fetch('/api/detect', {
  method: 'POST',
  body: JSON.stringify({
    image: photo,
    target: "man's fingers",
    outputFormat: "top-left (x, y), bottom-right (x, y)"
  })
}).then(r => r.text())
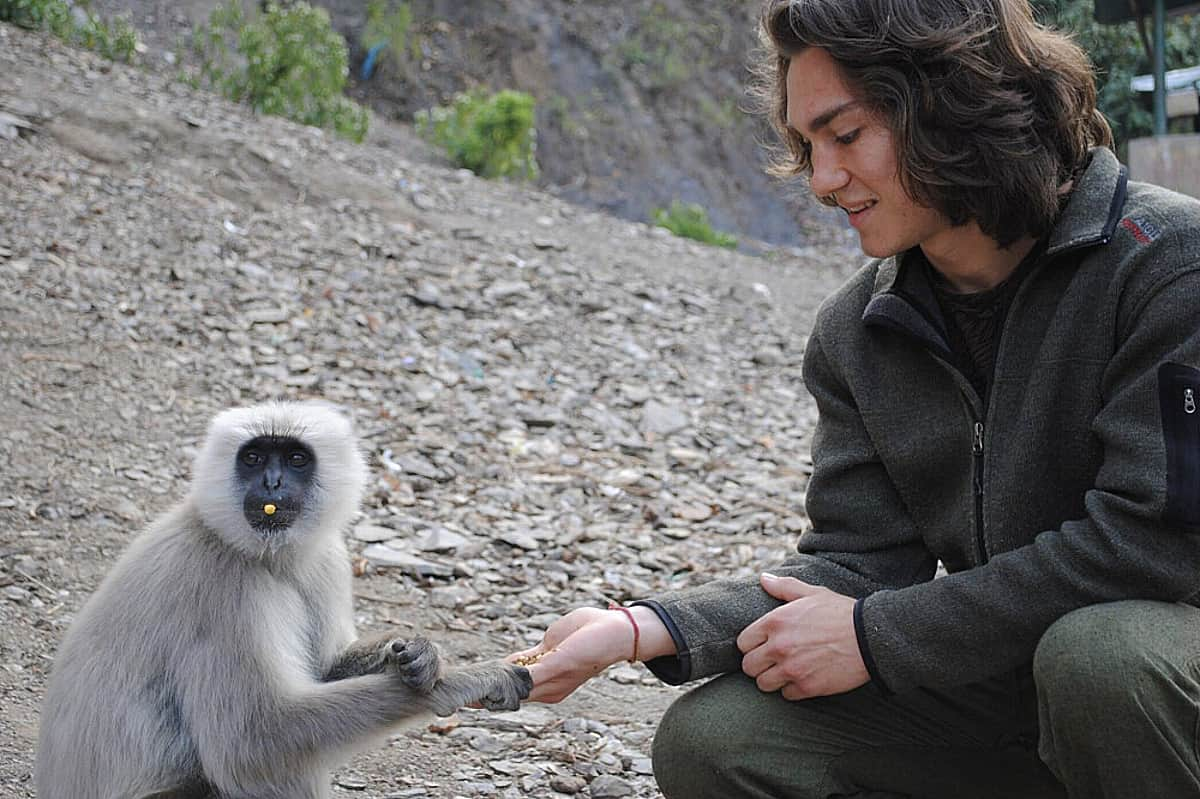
top-left (740, 645), bottom-right (770, 678)
top-left (760, 572), bottom-right (819, 601)
top-left (505, 648), bottom-right (539, 664)
top-left (736, 620), bottom-right (767, 654)
top-left (780, 682), bottom-right (810, 701)
top-left (754, 664), bottom-right (789, 694)
top-left (524, 663), bottom-right (585, 704)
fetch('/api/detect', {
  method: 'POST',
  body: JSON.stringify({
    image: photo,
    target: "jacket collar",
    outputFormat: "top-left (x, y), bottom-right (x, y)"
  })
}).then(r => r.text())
top-left (1045, 147), bottom-right (1128, 257)
top-left (868, 147), bottom-right (1128, 300)
top-left (863, 148), bottom-right (1128, 350)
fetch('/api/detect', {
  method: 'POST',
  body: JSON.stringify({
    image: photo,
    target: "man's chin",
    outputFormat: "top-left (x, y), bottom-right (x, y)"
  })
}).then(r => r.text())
top-left (856, 236), bottom-right (903, 260)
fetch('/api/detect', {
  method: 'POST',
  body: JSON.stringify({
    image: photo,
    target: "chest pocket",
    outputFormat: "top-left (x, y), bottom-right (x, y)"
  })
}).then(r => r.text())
top-left (1159, 362), bottom-right (1200, 527)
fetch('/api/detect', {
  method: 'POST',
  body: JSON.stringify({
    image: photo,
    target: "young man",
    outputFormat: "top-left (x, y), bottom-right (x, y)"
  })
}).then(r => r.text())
top-left (515, 1), bottom-right (1200, 796)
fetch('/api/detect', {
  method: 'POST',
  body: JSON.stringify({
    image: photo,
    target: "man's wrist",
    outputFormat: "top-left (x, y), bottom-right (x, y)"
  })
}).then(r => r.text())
top-left (625, 604), bottom-right (677, 661)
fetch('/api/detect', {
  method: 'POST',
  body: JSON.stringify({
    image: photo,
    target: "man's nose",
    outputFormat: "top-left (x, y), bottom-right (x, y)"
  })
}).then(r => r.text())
top-left (809, 150), bottom-right (849, 199)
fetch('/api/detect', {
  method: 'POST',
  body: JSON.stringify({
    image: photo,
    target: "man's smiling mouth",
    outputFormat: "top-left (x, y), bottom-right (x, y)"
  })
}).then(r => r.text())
top-left (842, 200), bottom-right (878, 214)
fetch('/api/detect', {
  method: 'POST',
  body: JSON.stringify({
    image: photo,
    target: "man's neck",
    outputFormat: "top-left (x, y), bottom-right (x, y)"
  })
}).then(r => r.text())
top-left (920, 223), bottom-right (1038, 294)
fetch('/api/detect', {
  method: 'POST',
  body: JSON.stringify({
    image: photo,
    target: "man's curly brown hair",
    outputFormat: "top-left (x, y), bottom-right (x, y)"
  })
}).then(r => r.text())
top-left (755, 0), bottom-right (1114, 247)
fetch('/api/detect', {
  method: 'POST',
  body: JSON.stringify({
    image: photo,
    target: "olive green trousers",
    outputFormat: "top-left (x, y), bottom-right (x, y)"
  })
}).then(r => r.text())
top-left (652, 601), bottom-right (1200, 798)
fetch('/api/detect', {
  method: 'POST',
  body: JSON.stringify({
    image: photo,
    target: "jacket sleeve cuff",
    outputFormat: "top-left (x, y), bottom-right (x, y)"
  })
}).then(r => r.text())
top-left (854, 597), bottom-right (891, 695)
top-left (630, 599), bottom-right (692, 685)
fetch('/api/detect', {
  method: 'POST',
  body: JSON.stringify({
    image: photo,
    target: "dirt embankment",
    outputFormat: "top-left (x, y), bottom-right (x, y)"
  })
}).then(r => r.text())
top-left (85, 0), bottom-right (845, 248)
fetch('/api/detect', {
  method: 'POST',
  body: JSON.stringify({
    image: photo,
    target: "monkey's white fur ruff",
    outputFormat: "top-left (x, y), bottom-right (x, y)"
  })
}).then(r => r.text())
top-left (191, 401), bottom-right (368, 558)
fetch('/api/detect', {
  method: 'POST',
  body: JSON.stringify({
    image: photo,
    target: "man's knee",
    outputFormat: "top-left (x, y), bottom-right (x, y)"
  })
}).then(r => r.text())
top-left (652, 677), bottom-right (743, 799)
top-left (1034, 600), bottom-right (1184, 705)
top-left (1033, 601), bottom-right (1200, 794)
top-left (652, 673), bottom-right (826, 799)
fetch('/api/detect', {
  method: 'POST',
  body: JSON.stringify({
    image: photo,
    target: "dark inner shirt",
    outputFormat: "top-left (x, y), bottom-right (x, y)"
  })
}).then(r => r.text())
top-left (919, 241), bottom-right (1046, 402)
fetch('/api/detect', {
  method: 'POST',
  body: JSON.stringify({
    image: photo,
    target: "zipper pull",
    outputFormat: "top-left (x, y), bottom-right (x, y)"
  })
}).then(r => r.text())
top-left (1186, 388), bottom-right (1196, 415)
top-left (972, 421), bottom-right (985, 455)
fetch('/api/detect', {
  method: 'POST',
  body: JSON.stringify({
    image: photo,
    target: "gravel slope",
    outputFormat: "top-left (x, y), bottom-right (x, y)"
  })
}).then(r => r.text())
top-left (0, 24), bottom-right (861, 799)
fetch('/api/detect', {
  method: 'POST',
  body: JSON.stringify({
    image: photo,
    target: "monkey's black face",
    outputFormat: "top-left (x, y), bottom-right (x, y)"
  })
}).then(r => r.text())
top-left (236, 436), bottom-right (316, 532)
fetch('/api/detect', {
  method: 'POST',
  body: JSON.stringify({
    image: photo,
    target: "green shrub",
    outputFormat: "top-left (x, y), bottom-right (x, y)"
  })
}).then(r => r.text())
top-left (0, 0), bottom-right (68, 32)
top-left (76, 12), bottom-right (138, 61)
top-left (652, 201), bottom-right (738, 249)
top-left (613, 3), bottom-right (719, 92)
top-left (1031, 1), bottom-right (1200, 149)
top-left (191, 1), bottom-right (369, 143)
top-left (1, 0), bottom-right (139, 62)
top-left (416, 89), bottom-right (539, 180)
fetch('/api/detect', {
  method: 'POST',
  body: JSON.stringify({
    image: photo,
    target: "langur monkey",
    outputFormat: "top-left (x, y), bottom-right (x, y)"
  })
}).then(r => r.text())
top-left (36, 402), bottom-right (531, 799)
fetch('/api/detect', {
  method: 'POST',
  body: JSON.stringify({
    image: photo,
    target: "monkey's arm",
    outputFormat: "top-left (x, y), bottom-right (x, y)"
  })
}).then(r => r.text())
top-left (323, 636), bottom-right (532, 714)
top-left (184, 640), bottom-right (446, 795)
top-left (426, 660), bottom-right (533, 715)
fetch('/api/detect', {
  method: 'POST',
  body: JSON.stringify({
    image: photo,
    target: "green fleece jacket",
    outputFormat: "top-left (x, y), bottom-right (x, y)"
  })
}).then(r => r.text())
top-left (639, 148), bottom-right (1200, 695)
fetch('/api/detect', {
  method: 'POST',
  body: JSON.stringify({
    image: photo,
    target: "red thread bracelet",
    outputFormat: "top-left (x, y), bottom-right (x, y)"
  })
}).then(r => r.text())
top-left (608, 603), bottom-right (640, 663)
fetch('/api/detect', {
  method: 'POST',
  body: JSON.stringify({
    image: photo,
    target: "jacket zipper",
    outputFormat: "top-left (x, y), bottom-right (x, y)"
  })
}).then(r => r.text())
top-left (1159, 363), bottom-right (1200, 526)
top-left (972, 420), bottom-right (987, 564)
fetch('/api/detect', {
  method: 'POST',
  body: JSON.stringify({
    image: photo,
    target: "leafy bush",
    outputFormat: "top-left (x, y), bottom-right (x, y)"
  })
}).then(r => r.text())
top-left (190, 1), bottom-right (369, 143)
top-left (416, 89), bottom-right (539, 180)
top-left (1, 0), bottom-right (139, 62)
top-left (1032, 1), bottom-right (1200, 149)
top-left (613, 3), bottom-right (720, 92)
top-left (652, 201), bottom-right (738, 249)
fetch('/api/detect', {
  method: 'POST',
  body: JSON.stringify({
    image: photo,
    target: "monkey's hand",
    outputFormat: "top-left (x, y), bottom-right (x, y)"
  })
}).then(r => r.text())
top-left (476, 663), bottom-right (533, 712)
top-left (387, 637), bottom-right (443, 695)
top-left (429, 662), bottom-right (532, 716)
top-left (324, 630), bottom-right (420, 682)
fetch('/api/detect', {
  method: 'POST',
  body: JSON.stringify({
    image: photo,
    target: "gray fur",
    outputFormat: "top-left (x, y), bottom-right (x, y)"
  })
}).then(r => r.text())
top-left (36, 402), bottom-right (530, 799)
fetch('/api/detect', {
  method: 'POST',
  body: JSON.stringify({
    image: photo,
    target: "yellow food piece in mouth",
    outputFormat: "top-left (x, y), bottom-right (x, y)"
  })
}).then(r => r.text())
top-left (263, 504), bottom-right (277, 516)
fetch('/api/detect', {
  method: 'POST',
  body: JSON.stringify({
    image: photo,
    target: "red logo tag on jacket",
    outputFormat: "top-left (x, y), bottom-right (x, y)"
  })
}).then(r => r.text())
top-left (1120, 217), bottom-right (1161, 245)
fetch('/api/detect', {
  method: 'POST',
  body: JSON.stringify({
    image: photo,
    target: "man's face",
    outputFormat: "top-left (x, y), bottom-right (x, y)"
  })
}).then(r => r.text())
top-left (786, 47), bottom-right (952, 259)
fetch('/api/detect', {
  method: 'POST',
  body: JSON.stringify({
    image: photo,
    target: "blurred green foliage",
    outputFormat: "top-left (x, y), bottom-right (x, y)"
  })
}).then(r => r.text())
top-left (613, 2), bottom-right (720, 92)
top-left (362, 0), bottom-right (416, 76)
top-left (1032, 1), bottom-right (1200, 148)
top-left (416, 89), bottom-right (539, 180)
top-left (1, 0), bottom-right (138, 62)
top-left (190, 1), bottom-right (369, 143)
top-left (652, 201), bottom-right (738, 249)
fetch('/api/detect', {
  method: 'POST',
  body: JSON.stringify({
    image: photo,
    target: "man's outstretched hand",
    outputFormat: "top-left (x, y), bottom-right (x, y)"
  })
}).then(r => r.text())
top-left (509, 605), bottom-right (677, 703)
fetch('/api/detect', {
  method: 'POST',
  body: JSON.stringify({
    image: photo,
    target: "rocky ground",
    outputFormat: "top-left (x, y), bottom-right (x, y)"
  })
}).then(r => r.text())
top-left (0, 23), bottom-right (860, 799)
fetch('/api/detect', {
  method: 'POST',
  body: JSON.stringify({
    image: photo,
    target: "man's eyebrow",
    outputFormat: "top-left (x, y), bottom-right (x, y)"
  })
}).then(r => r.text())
top-left (796, 101), bottom-right (861, 135)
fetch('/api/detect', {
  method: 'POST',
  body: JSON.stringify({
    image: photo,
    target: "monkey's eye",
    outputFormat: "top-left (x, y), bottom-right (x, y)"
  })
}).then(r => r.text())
top-left (288, 451), bottom-right (310, 468)
top-left (241, 450), bottom-right (264, 467)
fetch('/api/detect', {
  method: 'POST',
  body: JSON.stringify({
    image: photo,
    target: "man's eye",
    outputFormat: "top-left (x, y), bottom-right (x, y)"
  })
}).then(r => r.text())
top-left (241, 451), bottom-right (262, 466)
top-left (835, 129), bottom-right (860, 146)
top-left (288, 451), bottom-right (310, 468)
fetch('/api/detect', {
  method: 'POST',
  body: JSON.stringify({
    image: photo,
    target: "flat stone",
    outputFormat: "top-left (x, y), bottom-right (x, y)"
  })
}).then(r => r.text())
top-left (394, 454), bottom-right (445, 481)
top-left (549, 776), bottom-right (587, 794)
top-left (244, 307), bottom-right (291, 324)
top-left (416, 527), bottom-right (470, 552)
top-left (641, 400), bottom-right (689, 436)
top-left (352, 522), bottom-right (397, 543)
top-left (484, 280), bottom-right (529, 301)
top-left (588, 775), bottom-right (634, 798)
top-left (361, 545), bottom-right (453, 577)
top-left (495, 530), bottom-right (539, 550)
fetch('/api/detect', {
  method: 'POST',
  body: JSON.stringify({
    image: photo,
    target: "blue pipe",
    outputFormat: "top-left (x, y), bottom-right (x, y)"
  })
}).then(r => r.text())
top-left (361, 42), bottom-right (387, 81)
